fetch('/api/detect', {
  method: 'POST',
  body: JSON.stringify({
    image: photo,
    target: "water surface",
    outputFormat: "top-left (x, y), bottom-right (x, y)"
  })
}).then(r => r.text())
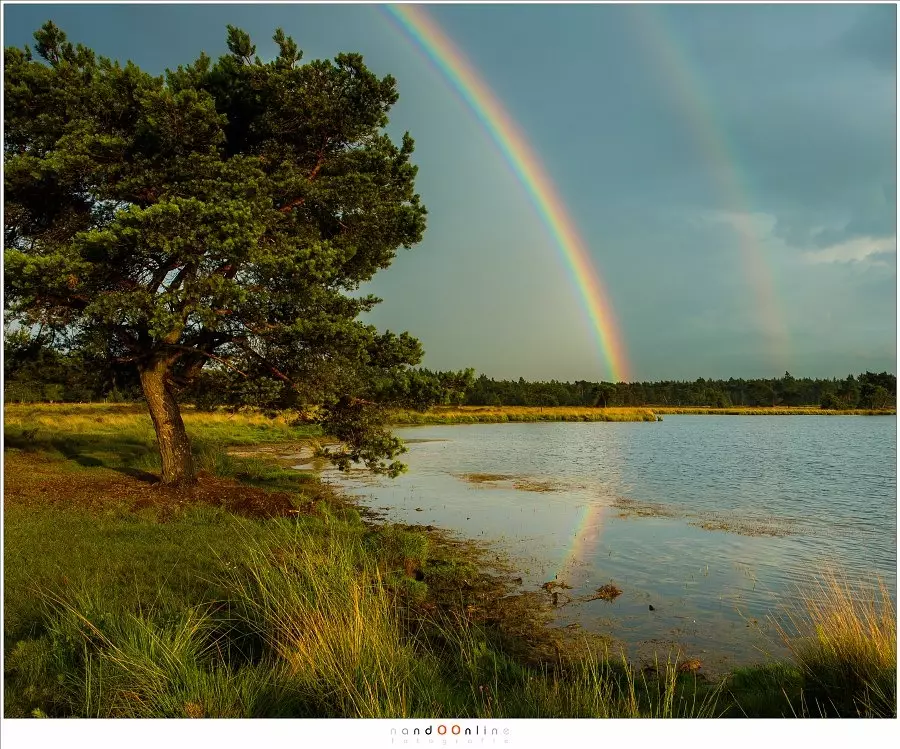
top-left (319, 416), bottom-right (897, 671)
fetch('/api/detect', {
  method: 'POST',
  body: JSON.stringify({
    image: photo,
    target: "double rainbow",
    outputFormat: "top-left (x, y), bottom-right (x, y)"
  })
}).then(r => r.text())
top-left (383, 5), bottom-right (792, 581)
top-left (383, 4), bottom-right (631, 383)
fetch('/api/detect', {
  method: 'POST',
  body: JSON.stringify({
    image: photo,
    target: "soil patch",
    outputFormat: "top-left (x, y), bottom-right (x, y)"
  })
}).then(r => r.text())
top-left (3, 450), bottom-right (324, 520)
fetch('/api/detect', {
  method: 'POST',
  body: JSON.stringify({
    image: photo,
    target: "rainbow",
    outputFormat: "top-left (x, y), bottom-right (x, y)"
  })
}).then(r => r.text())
top-left (627, 5), bottom-right (790, 368)
top-left (383, 4), bottom-right (630, 383)
top-left (554, 503), bottom-right (607, 582)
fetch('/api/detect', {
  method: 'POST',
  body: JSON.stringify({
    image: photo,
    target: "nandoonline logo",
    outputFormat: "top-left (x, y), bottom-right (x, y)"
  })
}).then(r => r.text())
top-left (388, 723), bottom-right (511, 745)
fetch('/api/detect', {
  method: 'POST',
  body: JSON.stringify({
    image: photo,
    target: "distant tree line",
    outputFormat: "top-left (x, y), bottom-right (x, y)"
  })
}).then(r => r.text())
top-left (4, 332), bottom-right (894, 411)
top-left (464, 371), bottom-right (896, 410)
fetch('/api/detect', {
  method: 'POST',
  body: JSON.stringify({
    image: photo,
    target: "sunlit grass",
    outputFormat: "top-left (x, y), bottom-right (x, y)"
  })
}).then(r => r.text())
top-left (774, 570), bottom-right (896, 717)
top-left (3, 402), bottom-right (320, 446)
top-left (390, 406), bottom-right (658, 424)
top-left (651, 406), bottom-right (893, 416)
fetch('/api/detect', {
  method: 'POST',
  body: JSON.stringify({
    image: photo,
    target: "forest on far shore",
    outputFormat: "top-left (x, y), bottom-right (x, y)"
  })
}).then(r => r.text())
top-left (5, 332), bottom-right (895, 412)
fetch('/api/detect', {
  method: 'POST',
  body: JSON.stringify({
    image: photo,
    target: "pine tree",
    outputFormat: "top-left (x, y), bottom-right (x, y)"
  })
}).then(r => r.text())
top-left (5, 23), bottom-right (428, 484)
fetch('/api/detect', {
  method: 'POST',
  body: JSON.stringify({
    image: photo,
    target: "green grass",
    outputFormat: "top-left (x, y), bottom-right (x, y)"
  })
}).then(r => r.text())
top-left (719, 572), bottom-right (897, 718)
top-left (5, 402), bottom-right (310, 449)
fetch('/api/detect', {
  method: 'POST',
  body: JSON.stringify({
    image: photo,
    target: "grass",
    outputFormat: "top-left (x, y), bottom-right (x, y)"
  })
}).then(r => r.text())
top-left (3, 402), bottom-right (321, 447)
top-left (720, 573), bottom-right (897, 718)
top-left (650, 406), bottom-right (895, 416)
top-left (4, 403), bottom-right (896, 718)
top-left (6, 528), bottom-right (719, 719)
top-left (389, 405), bottom-right (658, 424)
top-left (5, 493), bottom-right (717, 718)
top-left (390, 405), bottom-right (896, 423)
top-left (773, 570), bottom-right (896, 717)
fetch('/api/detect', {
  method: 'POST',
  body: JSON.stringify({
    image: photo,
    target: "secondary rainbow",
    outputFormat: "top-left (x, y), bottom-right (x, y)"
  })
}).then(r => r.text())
top-left (628, 6), bottom-right (790, 368)
top-left (383, 4), bottom-right (630, 383)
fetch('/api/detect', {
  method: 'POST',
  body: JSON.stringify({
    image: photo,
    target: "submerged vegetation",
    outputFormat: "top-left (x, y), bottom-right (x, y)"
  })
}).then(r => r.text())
top-left (4, 404), bottom-right (896, 718)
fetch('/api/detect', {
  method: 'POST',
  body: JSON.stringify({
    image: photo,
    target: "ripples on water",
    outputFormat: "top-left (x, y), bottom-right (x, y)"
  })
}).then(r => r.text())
top-left (322, 416), bottom-right (897, 670)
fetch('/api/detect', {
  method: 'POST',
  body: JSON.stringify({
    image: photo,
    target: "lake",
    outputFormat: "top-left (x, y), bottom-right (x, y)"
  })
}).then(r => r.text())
top-left (316, 416), bottom-right (897, 672)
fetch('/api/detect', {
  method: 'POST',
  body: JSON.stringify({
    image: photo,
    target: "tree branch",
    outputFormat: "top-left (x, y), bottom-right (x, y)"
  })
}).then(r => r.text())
top-left (148, 259), bottom-right (181, 293)
top-left (308, 147), bottom-right (327, 181)
top-left (234, 341), bottom-right (297, 387)
top-left (35, 293), bottom-right (90, 310)
top-left (279, 197), bottom-right (305, 214)
top-left (164, 344), bottom-right (249, 378)
top-left (278, 140), bottom-right (330, 213)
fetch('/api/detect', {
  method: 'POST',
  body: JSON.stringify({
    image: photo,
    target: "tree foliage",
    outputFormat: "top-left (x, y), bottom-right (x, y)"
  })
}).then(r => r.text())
top-left (4, 22), bottom-right (427, 482)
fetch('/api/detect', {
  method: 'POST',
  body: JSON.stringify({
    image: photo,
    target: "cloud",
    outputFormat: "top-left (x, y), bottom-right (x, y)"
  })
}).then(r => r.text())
top-left (688, 208), bottom-right (896, 269)
top-left (769, 177), bottom-right (897, 252)
top-left (800, 235), bottom-right (896, 265)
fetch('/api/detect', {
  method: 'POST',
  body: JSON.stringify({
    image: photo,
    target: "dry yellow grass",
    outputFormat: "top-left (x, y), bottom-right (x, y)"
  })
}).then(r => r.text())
top-left (651, 406), bottom-right (894, 416)
top-left (3, 402), bottom-right (316, 445)
top-left (391, 405), bottom-right (658, 424)
top-left (775, 570), bottom-right (896, 717)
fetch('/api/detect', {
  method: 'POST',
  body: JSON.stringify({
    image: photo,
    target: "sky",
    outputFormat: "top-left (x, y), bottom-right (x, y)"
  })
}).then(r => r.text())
top-left (3, 2), bottom-right (897, 382)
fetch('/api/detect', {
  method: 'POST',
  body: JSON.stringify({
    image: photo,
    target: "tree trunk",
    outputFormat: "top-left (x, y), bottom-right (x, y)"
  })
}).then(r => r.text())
top-left (139, 359), bottom-right (195, 486)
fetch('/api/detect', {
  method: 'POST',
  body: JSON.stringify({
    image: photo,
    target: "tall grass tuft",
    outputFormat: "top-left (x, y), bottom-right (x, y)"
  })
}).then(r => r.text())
top-left (220, 527), bottom-right (719, 718)
top-left (12, 589), bottom-right (293, 718)
top-left (220, 526), bottom-right (449, 717)
top-left (775, 570), bottom-right (896, 717)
